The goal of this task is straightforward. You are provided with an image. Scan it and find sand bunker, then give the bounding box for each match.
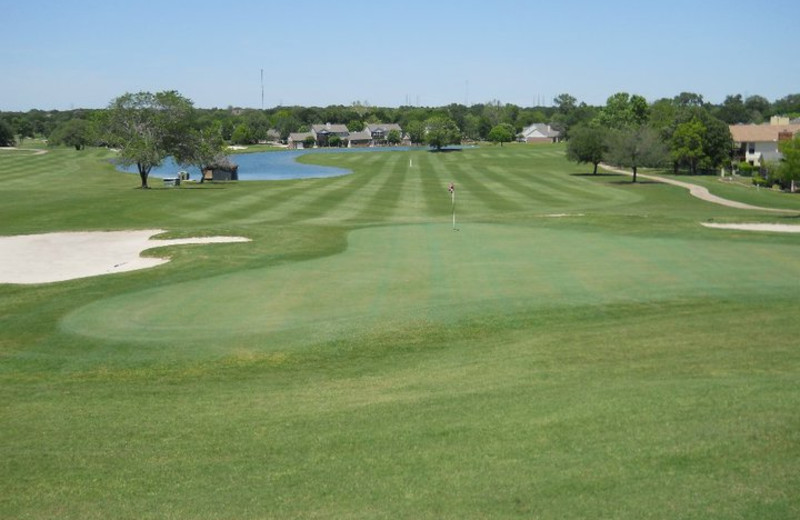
[702,223,800,233]
[0,230,250,284]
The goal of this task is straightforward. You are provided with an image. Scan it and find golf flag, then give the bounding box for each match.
[448,182,456,230]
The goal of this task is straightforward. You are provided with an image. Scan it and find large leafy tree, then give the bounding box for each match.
[566,124,608,174]
[487,123,515,146]
[605,125,668,182]
[597,92,649,130]
[670,118,705,175]
[716,94,750,124]
[386,129,402,145]
[744,95,770,123]
[777,135,800,191]
[0,118,15,147]
[172,123,228,180]
[772,94,800,117]
[105,91,195,188]
[553,93,577,114]
[657,101,732,174]
[405,120,426,145]
[424,115,461,150]
[48,119,95,150]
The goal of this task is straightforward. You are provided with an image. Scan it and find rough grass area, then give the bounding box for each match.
[1,143,799,519]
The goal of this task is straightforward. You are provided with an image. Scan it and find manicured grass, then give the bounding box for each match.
[1,143,800,519]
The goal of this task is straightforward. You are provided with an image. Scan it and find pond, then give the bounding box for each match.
[116,146,423,181]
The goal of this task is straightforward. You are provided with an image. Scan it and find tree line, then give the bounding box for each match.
[565,92,800,188]
[2,92,799,149]
[2,90,799,189]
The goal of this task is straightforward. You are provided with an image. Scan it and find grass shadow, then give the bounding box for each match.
[608,179,662,185]
[570,172,624,177]
[428,148,462,153]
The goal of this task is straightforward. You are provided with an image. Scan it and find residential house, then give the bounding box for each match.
[365,123,403,145]
[265,129,281,144]
[347,130,373,147]
[729,117,800,166]
[520,123,560,143]
[311,123,350,147]
[287,132,314,149]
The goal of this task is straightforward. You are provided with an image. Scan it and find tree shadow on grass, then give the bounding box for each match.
[427,148,462,153]
[608,179,662,185]
[570,172,624,177]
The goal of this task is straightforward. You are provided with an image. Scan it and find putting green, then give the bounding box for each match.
[61,223,800,347]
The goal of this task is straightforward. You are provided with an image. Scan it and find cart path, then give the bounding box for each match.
[599,163,797,214]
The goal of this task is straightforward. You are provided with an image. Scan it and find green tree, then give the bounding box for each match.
[716,94,750,124]
[698,115,733,173]
[597,92,650,130]
[303,135,316,149]
[777,135,800,191]
[405,120,426,145]
[271,110,301,141]
[48,119,95,150]
[105,90,195,188]
[566,124,608,174]
[172,123,228,181]
[605,125,668,183]
[670,118,705,174]
[347,119,364,132]
[772,93,800,118]
[553,93,577,114]
[549,101,596,141]
[386,129,402,145]
[744,95,770,123]
[462,114,482,141]
[230,123,254,145]
[673,92,705,108]
[328,134,342,147]
[12,117,34,144]
[659,102,733,174]
[424,115,461,150]
[0,118,16,147]
[487,123,515,146]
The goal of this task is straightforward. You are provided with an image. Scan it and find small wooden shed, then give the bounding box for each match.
[202,157,239,182]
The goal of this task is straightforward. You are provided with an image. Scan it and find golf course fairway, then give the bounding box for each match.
[2,143,800,519]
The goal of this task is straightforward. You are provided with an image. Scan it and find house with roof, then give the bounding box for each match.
[520,123,560,143]
[287,132,314,149]
[311,123,350,147]
[730,116,800,166]
[347,130,373,147]
[365,123,403,144]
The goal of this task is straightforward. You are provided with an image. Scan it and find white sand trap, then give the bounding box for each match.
[702,223,800,233]
[0,229,250,284]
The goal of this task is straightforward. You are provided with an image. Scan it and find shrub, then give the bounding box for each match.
[752,174,770,187]
[737,161,755,176]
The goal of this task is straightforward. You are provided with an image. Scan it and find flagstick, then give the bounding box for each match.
[451,188,456,230]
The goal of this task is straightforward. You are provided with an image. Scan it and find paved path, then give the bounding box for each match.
[600,164,797,214]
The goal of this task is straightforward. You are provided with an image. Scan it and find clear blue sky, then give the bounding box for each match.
[2,0,798,111]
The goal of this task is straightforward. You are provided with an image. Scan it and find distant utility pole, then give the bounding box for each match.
[260,69,264,110]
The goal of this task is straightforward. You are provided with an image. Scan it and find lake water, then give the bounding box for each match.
[117,146,421,181]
